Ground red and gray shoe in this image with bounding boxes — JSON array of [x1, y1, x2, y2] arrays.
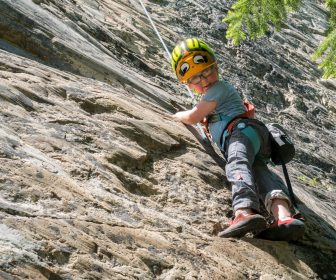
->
[[218, 213, 267, 238], [256, 217, 305, 241]]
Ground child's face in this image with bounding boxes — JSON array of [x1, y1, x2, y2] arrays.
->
[[186, 65, 219, 94]]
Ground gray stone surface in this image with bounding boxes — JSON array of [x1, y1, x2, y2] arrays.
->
[[0, 0, 335, 279]]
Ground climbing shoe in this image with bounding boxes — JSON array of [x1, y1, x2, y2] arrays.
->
[[218, 213, 267, 238], [256, 217, 305, 241]]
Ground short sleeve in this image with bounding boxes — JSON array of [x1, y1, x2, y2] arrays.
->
[[201, 80, 244, 114], [201, 81, 227, 103]]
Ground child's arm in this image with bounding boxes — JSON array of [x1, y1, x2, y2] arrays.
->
[[172, 100, 217, 125]]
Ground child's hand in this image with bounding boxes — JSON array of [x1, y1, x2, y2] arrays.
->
[[172, 112, 184, 122]]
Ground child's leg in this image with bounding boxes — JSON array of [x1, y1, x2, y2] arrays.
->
[[270, 199, 291, 220], [252, 161, 292, 218], [225, 128, 261, 214], [252, 161, 305, 240], [218, 128, 267, 238]]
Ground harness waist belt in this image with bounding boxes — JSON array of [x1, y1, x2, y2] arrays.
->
[[207, 113, 232, 123]]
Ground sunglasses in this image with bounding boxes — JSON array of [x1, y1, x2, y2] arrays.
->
[[186, 66, 216, 84]]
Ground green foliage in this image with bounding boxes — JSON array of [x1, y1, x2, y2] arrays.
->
[[223, 0, 301, 44], [297, 175, 318, 187], [326, 0, 336, 30], [312, 29, 336, 78], [312, 0, 336, 78], [223, 0, 336, 79]]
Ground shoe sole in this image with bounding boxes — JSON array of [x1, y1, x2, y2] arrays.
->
[[257, 222, 305, 241], [218, 215, 267, 238]]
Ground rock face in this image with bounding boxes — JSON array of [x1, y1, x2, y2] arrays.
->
[[0, 0, 335, 279]]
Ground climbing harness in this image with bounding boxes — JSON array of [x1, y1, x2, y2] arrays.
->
[[206, 101, 257, 153], [137, 0, 208, 140]]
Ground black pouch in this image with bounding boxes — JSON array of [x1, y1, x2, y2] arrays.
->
[[265, 123, 295, 165]]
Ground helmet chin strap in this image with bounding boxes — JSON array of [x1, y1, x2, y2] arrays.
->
[[137, 0, 209, 141]]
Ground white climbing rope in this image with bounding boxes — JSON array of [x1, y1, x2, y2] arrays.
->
[[137, 0, 208, 140]]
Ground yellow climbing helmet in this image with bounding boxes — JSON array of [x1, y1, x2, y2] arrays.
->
[[171, 38, 216, 83]]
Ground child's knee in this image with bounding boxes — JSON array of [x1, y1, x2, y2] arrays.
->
[[226, 161, 254, 185]]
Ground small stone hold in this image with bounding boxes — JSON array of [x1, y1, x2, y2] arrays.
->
[[176, 226, 183, 233], [211, 222, 224, 236]]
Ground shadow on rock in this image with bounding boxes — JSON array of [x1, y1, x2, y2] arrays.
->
[[185, 124, 227, 173], [245, 202, 336, 279]]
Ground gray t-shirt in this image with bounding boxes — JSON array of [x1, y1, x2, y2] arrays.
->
[[201, 80, 246, 149]]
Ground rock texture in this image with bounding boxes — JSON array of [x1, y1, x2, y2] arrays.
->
[[0, 0, 335, 279]]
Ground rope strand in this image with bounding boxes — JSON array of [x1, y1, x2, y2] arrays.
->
[[137, 0, 208, 140]]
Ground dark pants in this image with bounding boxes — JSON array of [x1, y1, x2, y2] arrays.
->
[[225, 120, 290, 213]]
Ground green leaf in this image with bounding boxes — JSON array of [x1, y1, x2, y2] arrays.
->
[[223, 0, 301, 45], [313, 19, 336, 78], [222, 0, 336, 78]]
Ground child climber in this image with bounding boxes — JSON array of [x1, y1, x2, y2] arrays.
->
[[171, 38, 305, 241]]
